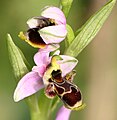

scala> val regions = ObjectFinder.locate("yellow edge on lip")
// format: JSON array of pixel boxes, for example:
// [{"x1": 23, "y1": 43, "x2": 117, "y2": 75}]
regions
[{"x1": 18, "y1": 31, "x2": 46, "y2": 48}]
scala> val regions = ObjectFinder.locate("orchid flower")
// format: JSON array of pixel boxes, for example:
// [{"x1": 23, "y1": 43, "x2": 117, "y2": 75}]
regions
[
  {"x1": 13, "y1": 44, "x2": 79, "y2": 103},
  {"x1": 19, "y1": 6, "x2": 67, "y2": 48}
]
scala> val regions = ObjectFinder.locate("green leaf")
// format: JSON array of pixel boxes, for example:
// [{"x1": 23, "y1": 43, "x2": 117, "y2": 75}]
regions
[
  {"x1": 65, "y1": 0, "x2": 116, "y2": 57},
  {"x1": 7, "y1": 34, "x2": 29, "y2": 81}
]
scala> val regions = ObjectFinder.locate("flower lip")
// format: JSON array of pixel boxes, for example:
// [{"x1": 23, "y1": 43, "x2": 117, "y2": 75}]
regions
[{"x1": 26, "y1": 28, "x2": 46, "y2": 47}]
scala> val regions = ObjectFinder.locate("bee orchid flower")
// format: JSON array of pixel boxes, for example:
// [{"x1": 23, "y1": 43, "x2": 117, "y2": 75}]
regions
[
  {"x1": 13, "y1": 44, "x2": 78, "y2": 103},
  {"x1": 19, "y1": 6, "x2": 67, "y2": 48}
]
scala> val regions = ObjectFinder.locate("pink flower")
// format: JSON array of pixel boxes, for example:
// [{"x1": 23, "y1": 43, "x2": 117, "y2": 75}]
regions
[
  {"x1": 13, "y1": 44, "x2": 78, "y2": 102},
  {"x1": 56, "y1": 106, "x2": 71, "y2": 120},
  {"x1": 19, "y1": 6, "x2": 67, "y2": 48}
]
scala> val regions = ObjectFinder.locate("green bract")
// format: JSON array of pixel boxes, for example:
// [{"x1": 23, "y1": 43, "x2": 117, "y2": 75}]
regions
[
  {"x1": 7, "y1": 34, "x2": 29, "y2": 80},
  {"x1": 65, "y1": 0, "x2": 116, "y2": 57}
]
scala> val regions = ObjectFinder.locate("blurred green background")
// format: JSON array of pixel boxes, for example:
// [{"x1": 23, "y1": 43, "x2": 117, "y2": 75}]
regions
[{"x1": 0, "y1": 0, "x2": 117, "y2": 120}]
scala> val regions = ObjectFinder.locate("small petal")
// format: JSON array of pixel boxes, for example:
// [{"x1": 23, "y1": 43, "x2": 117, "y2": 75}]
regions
[
  {"x1": 34, "y1": 44, "x2": 59, "y2": 66},
  {"x1": 34, "y1": 51, "x2": 50, "y2": 66},
  {"x1": 56, "y1": 106, "x2": 71, "y2": 120},
  {"x1": 27, "y1": 17, "x2": 40, "y2": 28},
  {"x1": 14, "y1": 71, "x2": 44, "y2": 102},
  {"x1": 57, "y1": 55, "x2": 78, "y2": 77},
  {"x1": 32, "y1": 65, "x2": 46, "y2": 77},
  {"x1": 39, "y1": 25, "x2": 67, "y2": 44},
  {"x1": 41, "y1": 7, "x2": 66, "y2": 25}
]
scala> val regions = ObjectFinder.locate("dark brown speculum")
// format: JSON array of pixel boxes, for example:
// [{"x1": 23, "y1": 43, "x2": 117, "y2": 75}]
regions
[
  {"x1": 53, "y1": 77, "x2": 82, "y2": 109},
  {"x1": 45, "y1": 69, "x2": 82, "y2": 109}
]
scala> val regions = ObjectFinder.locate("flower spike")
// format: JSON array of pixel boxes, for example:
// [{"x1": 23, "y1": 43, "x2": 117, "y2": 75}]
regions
[{"x1": 13, "y1": 44, "x2": 82, "y2": 110}]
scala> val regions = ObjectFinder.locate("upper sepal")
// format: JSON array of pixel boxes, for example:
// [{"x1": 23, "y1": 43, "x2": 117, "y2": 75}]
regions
[
  {"x1": 14, "y1": 71, "x2": 44, "y2": 102},
  {"x1": 41, "y1": 6, "x2": 66, "y2": 25}
]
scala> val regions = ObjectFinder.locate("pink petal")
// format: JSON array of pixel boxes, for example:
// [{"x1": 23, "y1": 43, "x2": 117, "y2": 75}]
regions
[
  {"x1": 41, "y1": 6, "x2": 66, "y2": 25},
  {"x1": 34, "y1": 44, "x2": 59, "y2": 66},
  {"x1": 39, "y1": 25, "x2": 67, "y2": 44},
  {"x1": 58, "y1": 55, "x2": 78, "y2": 77},
  {"x1": 32, "y1": 65, "x2": 46, "y2": 77},
  {"x1": 56, "y1": 106, "x2": 71, "y2": 120},
  {"x1": 14, "y1": 71, "x2": 44, "y2": 102},
  {"x1": 34, "y1": 51, "x2": 50, "y2": 66}
]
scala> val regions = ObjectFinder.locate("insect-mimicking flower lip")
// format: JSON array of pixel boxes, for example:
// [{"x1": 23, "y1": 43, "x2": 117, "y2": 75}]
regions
[
  {"x1": 13, "y1": 44, "x2": 78, "y2": 102},
  {"x1": 43, "y1": 58, "x2": 82, "y2": 110},
  {"x1": 19, "y1": 6, "x2": 67, "y2": 48}
]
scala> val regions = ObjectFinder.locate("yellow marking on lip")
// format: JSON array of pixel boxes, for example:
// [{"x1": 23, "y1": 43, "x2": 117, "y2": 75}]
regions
[
  {"x1": 18, "y1": 31, "x2": 46, "y2": 48},
  {"x1": 18, "y1": 31, "x2": 27, "y2": 40}
]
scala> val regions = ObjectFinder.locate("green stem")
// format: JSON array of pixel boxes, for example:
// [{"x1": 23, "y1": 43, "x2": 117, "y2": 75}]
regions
[
  {"x1": 37, "y1": 90, "x2": 52, "y2": 120},
  {"x1": 59, "y1": 0, "x2": 73, "y2": 18},
  {"x1": 26, "y1": 94, "x2": 41, "y2": 120}
]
